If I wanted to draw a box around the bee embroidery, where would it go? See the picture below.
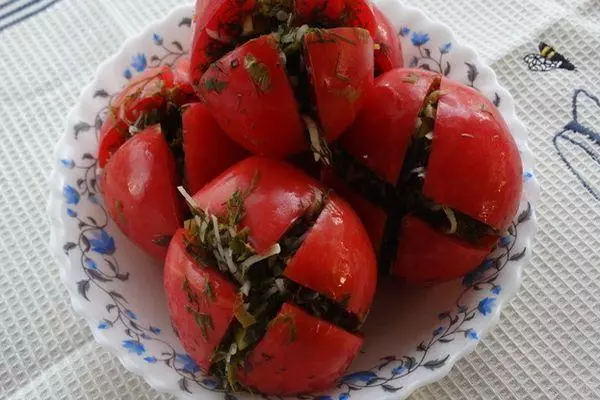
[554,89,600,201]
[523,42,576,72]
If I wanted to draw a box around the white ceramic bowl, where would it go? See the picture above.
[48,1,540,398]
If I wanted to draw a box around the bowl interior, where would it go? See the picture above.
[51,1,538,399]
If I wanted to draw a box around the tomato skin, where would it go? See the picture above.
[238,302,363,395]
[283,193,377,320]
[97,66,175,167]
[423,80,522,230]
[192,157,322,254]
[172,57,199,104]
[199,35,306,157]
[304,27,374,142]
[98,113,128,169]
[391,215,495,283]
[294,0,377,37]
[341,69,438,184]
[190,0,257,85]
[182,103,248,194]
[101,125,183,259]
[164,229,238,371]
[372,5,403,75]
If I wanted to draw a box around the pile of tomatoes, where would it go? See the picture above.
[98,0,522,395]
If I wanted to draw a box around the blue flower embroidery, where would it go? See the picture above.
[144,356,158,363]
[124,69,132,80]
[399,26,410,37]
[433,326,444,336]
[60,159,75,169]
[439,42,452,54]
[131,53,147,72]
[175,353,200,374]
[63,185,80,205]
[67,208,77,218]
[89,230,116,255]
[152,33,163,46]
[84,258,98,270]
[478,297,496,316]
[524,171,534,181]
[339,394,350,400]
[342,371,378,384]
[411,32,430,46]
[125,309,137,320]
[122,340,145,355]
[491,285,502,295]
[391,365,406,376]
[98,321,109,329]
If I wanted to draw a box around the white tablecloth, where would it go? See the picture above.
[1,0,599,399]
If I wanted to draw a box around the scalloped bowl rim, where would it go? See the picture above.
[48,2,540,399]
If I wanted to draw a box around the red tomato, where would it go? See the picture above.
[238,303,363,395]
[164,229,238,370]
[423,80,522,230]
[199,35,306,157]
[341,68,439,184]
[182,103,248,194]
[98,66,175,167]
[391,215,496,283]
[372,5,403,75]
[294,0,377,37]
[98,113,128,169]
[189,0,257,85]
[283,195,377,319]
[172,57,199,104]
[304,27,374,142]
[333,68,522,282]
[101,125,183,259]
[169,157,376,391]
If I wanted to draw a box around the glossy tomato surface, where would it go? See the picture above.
[182,103,248,194]
[304,27,374,142]
[341,68,439,183]
[283,194,377,319]
[101,125,183,259]
[172,57,199,104]
[164,229,238,371]
[239,302,363,395]
[199,35,306,157]
[372,5,403,74]
[423,79,522,230]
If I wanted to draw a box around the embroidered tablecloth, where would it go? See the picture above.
[1,0,599,399]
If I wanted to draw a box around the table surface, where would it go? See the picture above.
[1,0,599,399]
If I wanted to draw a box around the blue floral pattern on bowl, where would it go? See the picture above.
[49,2,538,399]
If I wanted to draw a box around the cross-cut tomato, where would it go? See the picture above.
[101,125,183,259]
[164,156,376,393]
[182,103,248,194]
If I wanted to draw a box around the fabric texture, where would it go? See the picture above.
[1,0,599,399]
